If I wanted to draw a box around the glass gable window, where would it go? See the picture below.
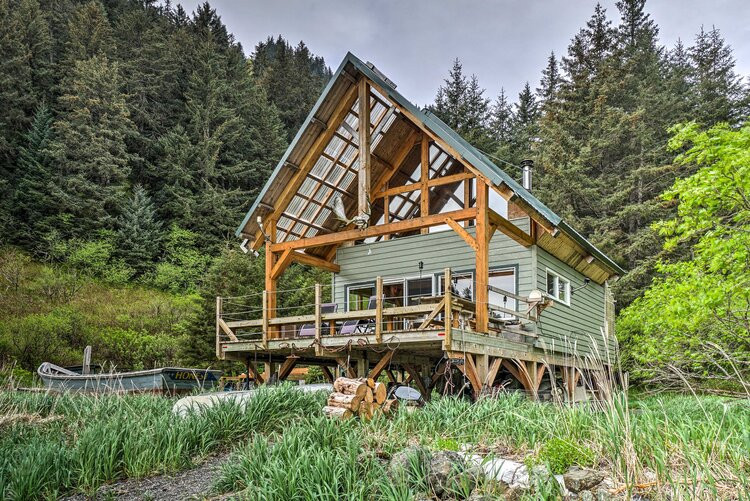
[347,284,375,311]
[546,269,570,305]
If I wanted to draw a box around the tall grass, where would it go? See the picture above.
[0,386,324,499]
[1,385,749,499]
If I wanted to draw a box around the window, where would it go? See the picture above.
[347,284,375,311]
[546,269,570,305]
[406,277,432,305]
[438,272,473,301]
[489,268,516,318]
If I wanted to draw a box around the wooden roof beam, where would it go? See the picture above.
[251,83,360,251]
[488,208,534,248]
[271,207,477,252]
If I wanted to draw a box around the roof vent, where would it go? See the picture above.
[521,159,533,191]
[366,62,397,89]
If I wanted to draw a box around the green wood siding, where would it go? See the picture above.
[334,219,533,308]
[534,248,614,359]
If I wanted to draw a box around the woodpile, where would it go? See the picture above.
[323,377,398,420]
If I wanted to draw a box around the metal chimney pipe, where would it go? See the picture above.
[521,159,533,191]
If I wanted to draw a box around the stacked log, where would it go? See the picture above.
[323,377,398,420]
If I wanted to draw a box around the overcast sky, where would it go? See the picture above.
[176,0,750,106]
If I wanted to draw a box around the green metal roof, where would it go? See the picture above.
[237,52,625,277]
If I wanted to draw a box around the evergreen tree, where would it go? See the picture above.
[537,52,561,104]
[433,58,468,130]
[489,89,513,145]
[10,104,55,250]
[432,59,493,150]
[689,26,746,125]
[252,37,331,138]
[508,83,539,163]
[116,185,163,275]
[49,55,136,238]
[62,1,114,68]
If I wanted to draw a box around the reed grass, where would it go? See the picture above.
[0,385,749,499]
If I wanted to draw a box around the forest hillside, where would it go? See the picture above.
[0,0,748,387]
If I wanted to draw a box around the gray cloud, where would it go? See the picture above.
[177,0,750,106]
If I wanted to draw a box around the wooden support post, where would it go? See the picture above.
[337,357,357,379]
[444,267,452,350]
[368,351,393,380]
[321,366,334,383]
[461,353,482,398]
[429,362,448,389]
[356,358,368,378]
[82,345,91,375]
[463,176,472,228]
[502,359,534,396]
[262,290,269,348]
[314,283,322,355]
[383,193,390,241]
[247,360,264,385]
[404,363,429,401]
[485,357,502,388]
[386,369,397,383]
[375,276,383,343]
[475,353,488,389]
[215,296,222,358]
[475,181,489,332]
[264,218,278,340]
[420,133,430,233]
[358,78,371,215]
[278,357,298,381]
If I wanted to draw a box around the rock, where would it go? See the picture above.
[564,467,605,493]
[595,487,612,501]
[427,450,480,498]
[388,445,429,480]
[580,491,595,501]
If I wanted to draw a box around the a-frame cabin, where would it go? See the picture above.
[217,53,624,399]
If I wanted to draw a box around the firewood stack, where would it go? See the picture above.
[322,377,399,420]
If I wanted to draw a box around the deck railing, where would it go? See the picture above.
[216,268,542,351]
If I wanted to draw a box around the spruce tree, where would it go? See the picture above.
[689,26,746,125]
[537,52,561,104]
[49,55,136,238]
[433,58,468,130]
[116,185,163,275]
[489,89,513,145]
[62,1,114,69]
[252,37,331,138]
[508,83,539,163]
[10,104,55,250]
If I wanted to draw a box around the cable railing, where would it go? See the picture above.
[216,271,547,350]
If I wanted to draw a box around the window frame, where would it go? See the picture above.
[545,268,571,306]
[345,281,376,312]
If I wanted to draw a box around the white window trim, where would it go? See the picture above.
[545,268,571,306]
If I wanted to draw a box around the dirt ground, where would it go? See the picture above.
[62,455,229,501]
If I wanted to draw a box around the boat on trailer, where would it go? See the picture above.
[37,362,222,394]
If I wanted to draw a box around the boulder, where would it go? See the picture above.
[388,445,429,480]
[563,467,605,493]
[427,450,480,498]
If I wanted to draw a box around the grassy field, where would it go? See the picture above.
[0,386,749,500]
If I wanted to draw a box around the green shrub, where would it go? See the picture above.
[535,437,595,474]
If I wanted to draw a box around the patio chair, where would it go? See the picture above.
[339,296,377,335]
[298,303,338,337]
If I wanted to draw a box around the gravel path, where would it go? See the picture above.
[63,455,229,501]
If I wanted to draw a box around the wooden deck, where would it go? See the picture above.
[215,269,602,399]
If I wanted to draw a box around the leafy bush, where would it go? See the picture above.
[534,437,595,474]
